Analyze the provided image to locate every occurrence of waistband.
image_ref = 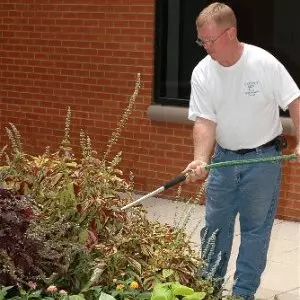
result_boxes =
[226,135,286,155]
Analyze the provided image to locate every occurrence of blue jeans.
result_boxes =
[200,144,282,299]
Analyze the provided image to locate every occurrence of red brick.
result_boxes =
[284,208,300,220]
[0,0,298,221]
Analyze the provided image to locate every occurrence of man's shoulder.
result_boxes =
[245,43,278,65]
[192,55,212,76]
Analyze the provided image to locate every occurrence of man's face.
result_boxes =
[197,21,230,62]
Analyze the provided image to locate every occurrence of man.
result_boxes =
[185,2,300,300]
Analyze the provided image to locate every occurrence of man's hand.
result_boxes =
[296,143,300,163]
[288,98,300,163]
[184,159,208,182]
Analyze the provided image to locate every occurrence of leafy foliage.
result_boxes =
[0,74,206,296]
[0,189,42,286]
[0,74,241,299]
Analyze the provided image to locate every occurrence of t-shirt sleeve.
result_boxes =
[273,61,300,111]
[188,68,217,123]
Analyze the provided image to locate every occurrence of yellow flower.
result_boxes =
[116,284,125,290]
[129,281,139,289]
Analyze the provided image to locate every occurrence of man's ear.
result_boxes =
[228,27,237,40]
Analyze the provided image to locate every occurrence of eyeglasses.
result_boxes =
[195,28,230,47]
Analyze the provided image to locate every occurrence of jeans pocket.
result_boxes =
[211,145,224,163]
[257,145,280,158]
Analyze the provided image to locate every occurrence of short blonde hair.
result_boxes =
[196,2,237,29]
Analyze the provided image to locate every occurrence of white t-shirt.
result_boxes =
[189,43,300,150]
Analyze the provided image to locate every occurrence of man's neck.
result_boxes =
[220,42,244,67]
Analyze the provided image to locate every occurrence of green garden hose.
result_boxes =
[121,153,297,210]
[205,153,297,170]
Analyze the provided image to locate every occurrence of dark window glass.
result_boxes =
[154,0,300,116]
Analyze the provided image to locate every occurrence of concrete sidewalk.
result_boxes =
[140,196,300,300]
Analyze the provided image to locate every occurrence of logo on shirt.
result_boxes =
[244,81,260,96]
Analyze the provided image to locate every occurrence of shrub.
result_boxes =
[0,74,205,296]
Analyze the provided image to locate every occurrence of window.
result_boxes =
[154,0,300,116]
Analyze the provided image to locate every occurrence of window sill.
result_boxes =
[147,104,296,136]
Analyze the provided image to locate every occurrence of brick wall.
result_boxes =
[0,0,299,220]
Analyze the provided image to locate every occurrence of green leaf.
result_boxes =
[68,295,86,300]
[99,292,116,300]
[67,182,76,201]
[0,286,14,293]
[0,286,14,300]
[171,282,194,296]
[79,229,89,243]
[162,269,174,279]
[59,182,76,204]
[96,218,102,231]
[137,292,152,300]
[28,290,42,298]
[151,284,174,300]
[183,292,206,300]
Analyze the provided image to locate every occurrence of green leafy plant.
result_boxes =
[150,282,246,300]
[0,286,13,300]
[0,74,207,296]
[0,73,243,299]
[150,282,201,300]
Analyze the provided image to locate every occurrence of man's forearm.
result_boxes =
[193,117,216,162]
[288,98,300,143]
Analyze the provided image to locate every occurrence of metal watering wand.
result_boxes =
[120,153,297,211]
